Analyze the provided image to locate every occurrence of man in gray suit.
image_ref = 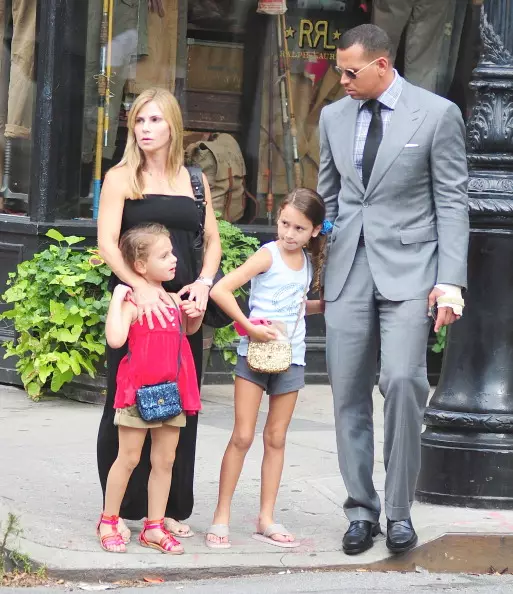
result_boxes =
[317,24,469,555]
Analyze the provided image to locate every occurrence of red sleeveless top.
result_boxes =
[113,308,201,415]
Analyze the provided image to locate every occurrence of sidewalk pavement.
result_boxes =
[1,383,513,582]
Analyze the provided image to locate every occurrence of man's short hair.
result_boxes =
[339,24,395,62]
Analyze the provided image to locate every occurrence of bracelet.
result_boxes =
[196,276,214,288]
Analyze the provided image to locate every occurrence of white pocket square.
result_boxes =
[404,143,419,148]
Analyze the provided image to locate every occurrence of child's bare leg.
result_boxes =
[259,390,298,543]
[145,426,181,548]
[206,378,263,545]
[101,426,147,551]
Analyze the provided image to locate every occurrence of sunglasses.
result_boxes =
[334,57,382,80]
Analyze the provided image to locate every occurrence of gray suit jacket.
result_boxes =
[317,80,469,302]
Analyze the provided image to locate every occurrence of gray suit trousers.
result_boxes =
[325,247,431,522]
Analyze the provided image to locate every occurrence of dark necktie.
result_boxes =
[361,99,383,188]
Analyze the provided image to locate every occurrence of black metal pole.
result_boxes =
[416,0,513,508]
[29,0,61,222]
[29,0,84,222]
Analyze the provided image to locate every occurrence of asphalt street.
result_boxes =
[4,570,513,593]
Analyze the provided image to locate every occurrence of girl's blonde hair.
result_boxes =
[279,188,327,293]
[116,87,184,199]
[119,223,170,270]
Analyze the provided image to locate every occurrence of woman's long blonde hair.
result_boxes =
[116,87,184,198]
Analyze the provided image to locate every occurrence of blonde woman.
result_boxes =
[97,87,221,542]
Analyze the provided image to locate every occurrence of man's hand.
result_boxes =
[428,287,460,333]
[148,0,164,17]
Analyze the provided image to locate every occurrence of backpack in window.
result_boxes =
[185,133,256,223]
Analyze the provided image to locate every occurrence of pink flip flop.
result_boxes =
[205,524,231,549]
[252,523,301,548]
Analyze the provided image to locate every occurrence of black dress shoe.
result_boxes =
[342,520,381,555]
[386,518,418,553]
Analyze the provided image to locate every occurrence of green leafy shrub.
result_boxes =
[213,217,260,365]
[0,229,110,400]
[0,220,259,399]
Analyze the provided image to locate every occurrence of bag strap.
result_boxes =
[289,254,311,341]
[186,165,206,234]
[168,295,184,378]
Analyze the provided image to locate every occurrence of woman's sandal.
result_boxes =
[252,523,301,549]
[139,518,184,555]
[205,524,231,549]
[96,513,126,553]
[164,517,195,538]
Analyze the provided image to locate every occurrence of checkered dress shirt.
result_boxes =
[353,71,404,180]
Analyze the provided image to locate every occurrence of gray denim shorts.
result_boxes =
[234,355,305,396]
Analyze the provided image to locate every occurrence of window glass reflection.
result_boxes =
[0,0,37,215]
[77,0,475,222]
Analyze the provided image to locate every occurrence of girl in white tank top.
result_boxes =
[205,189,331,549]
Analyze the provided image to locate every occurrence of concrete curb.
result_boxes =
[5,528,512,582]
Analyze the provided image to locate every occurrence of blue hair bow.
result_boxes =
[320,219,333,235]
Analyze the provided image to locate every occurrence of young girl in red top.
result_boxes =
[97,223,202,554]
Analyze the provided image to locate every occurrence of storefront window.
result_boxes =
[372,0,468,97]
[77,0,476,223]
[80,0,156,215]
[0,0,37,216]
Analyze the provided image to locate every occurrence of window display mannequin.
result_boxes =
[124,0,179,96]
[372,0,467,96]
[0,0,37,199]
[81,0,164,196]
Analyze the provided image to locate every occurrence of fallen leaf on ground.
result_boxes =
[143,576,165,583]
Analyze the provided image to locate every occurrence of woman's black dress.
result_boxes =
[97,195,202,521]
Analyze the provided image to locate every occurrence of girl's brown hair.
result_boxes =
[279,188,327,292]
[119,223,170,270]
[116,87,184,199]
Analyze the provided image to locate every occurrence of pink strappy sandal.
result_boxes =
[96,513,126,553]
[139,518,184,555]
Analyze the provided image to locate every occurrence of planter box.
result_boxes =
[59,372,107,405]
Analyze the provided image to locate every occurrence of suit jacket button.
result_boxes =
[363,203,369,208]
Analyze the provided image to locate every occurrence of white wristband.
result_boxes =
[197,276,214,288]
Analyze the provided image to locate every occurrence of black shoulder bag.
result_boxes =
[187,166,233,329]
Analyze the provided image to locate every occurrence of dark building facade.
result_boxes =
[0,0,499,386]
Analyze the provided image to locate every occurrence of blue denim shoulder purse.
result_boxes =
[136,297,183,422]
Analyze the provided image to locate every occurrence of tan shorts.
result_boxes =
[114,405,186,429]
